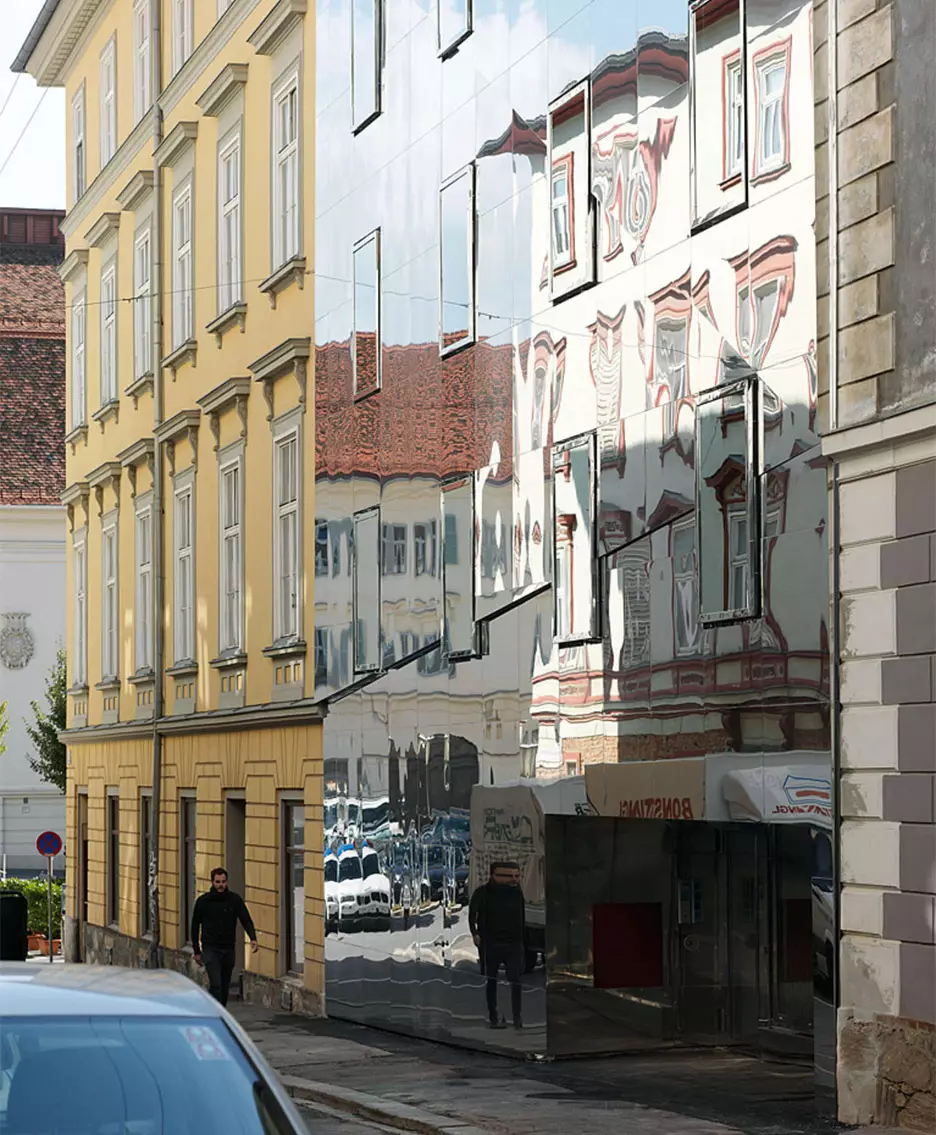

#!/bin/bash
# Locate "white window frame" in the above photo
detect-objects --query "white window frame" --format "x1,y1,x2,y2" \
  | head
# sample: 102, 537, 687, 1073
756, 55, 787, 174
73, 531, 88, 687
172, 0, 194, 76
71, 291, 87, 428
219, 449, 244, 654
438, 0, 473, 57
439, 162, 476, 356
100, 261, 117, 405
218, 130, 242, 312
134, 226, 152, 380
546, 77, 594, 300
173, 474, 196, 664
173, 181, 194, 348
273, 419, 302, 642
133, 0, 152, 126
727, 507, 749, 612
550, 159, 572, 269
135, 495, 154, 673
102, 516, 119, 680
351, 0, 383, 132
99, 38, 117, 168
272, 70, 301, 268
725, 55, 743, 179
71, 85, 86, 203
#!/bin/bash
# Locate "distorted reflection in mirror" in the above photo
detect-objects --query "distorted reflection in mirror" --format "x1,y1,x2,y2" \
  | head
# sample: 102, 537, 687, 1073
695, 378, 758, 624
351, 0, 383, 132
552, 433, 598, 643
441, 476, 476, 658
548, 78, 595, 302
353, 229, 381, 399
438, 0, 473, 58
353, 506, 381, 671
439, 163, 476, 356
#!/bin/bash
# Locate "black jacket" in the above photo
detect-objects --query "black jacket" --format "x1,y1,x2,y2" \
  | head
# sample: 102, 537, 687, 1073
468, 881, 525, 945
191, 889, 256, 952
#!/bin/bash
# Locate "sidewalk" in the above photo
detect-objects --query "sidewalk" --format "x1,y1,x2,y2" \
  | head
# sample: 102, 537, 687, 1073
230, 1003, 890, 1135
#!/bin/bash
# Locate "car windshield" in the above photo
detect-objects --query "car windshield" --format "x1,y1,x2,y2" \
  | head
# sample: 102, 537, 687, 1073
338, 855, 362, 882
0, 1015, 299, 1135
324, 858, 338, 883
361, 855, 381, 879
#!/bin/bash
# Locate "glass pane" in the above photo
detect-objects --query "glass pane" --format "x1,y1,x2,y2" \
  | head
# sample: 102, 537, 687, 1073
692, 0, 744, 225
439, 0, 469, 51
353, 234, 379, 397
442, 478, 474, 655
353, 508, 380, 670
553, 436, 596, 641
352, 0, 379, 128
440, 169, 473, 349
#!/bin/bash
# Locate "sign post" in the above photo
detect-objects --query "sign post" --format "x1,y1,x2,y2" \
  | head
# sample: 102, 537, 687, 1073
36, 831, 63, 964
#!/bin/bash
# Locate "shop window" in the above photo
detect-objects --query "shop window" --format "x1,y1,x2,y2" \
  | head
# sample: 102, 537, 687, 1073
552, 432, 598, 643
439, 163, 476, 356
441, 476, 475, 658
438, 0, 472, 57
547, 78, 594, 302
353, 229, 381, 399
352, 0, 383, 132
696, 378, 758, 623
691, 0, 745, 227
353, 506, 381, 671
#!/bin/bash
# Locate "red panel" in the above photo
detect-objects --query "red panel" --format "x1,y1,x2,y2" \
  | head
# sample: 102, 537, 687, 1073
593, 902, 664, 989
782, 898, 813, 983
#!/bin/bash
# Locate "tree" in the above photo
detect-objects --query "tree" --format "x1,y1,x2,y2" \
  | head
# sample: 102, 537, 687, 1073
0, 699, 8, 758
24, 648, 67, 793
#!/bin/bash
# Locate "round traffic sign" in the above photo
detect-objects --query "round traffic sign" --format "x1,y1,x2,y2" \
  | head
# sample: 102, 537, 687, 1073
36, 831, 63, 858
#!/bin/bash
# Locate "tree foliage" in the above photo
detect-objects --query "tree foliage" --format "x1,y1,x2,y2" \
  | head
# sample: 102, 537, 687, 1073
0, 700, 8, 757
24, 648, 67, 793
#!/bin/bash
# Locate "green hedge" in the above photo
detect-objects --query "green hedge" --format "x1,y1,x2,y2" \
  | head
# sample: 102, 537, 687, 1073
0, 877, 63, 938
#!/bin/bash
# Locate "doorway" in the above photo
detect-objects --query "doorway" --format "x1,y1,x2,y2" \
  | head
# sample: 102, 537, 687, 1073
225, 796, 247, 993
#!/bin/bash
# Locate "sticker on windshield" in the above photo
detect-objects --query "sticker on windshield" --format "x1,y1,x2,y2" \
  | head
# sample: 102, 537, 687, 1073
180, 1026, 232, 1061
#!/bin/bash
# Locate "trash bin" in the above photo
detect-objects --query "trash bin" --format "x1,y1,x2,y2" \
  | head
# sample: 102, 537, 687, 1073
0, 890, 29, 961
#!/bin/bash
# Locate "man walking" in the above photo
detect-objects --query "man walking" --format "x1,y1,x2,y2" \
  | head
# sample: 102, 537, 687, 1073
192, 867, 259, 1006
468, 860, 526, 1029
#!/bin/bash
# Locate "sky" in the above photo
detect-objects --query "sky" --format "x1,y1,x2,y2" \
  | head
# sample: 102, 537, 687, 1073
0, 1, 66, 210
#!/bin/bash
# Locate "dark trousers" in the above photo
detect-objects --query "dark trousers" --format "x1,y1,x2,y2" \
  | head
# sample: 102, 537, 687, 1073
484, 941, 523, 1023
202, 946, 236, 1007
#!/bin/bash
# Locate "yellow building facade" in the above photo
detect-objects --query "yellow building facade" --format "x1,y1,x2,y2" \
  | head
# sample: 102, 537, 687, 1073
17, 0, 323, 1009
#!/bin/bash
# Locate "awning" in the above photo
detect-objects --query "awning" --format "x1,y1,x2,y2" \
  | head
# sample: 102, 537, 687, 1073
721, 765, 832, 829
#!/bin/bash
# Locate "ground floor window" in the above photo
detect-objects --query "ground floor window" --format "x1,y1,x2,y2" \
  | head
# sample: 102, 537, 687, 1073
107, 794, 120, 926
180, 797, 197, 943
283, 802, 304, 973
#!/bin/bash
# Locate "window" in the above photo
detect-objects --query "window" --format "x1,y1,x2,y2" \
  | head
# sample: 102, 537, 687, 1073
174, 481, 195, 663
314, 627, 328, 685
553, 433, 598, 643
273, 75, 300, 267
100, 39, 117, 168
672, 520, 700, 656
315, 520, 329, 576
100, 263, 117, 404
140, 794, 153, 935
107, 794, 120, 925
414, 521, 437, 577
691, 0, 744, 225
173, 184, 194, 347
351, 0, 382, 131
135, 499, 153, 672
73, 533, 87, 687
695, 378, 757, 623
180, 797, 197, 942
381, 523, 407, 576
283, 803, 305, 973
442, 477, 474, 657
353, 506, 380, 672
102, 520, 119, 678
547, 80, 593, 300
133, 0, 152, 125
353, 229, 380, 398
654, 318, 689, 406
439, 164, 475, 355
754, 48, 790, 177
220, 459, 243, 652
218, 134, 242, 311
173, 0, 193, 75
738, 277, 781, 369
274, 432, 300, 640
71, 293, 86, 427
438, 0, 472, 56
134, 228, 152, 379
71, 86, 86, 203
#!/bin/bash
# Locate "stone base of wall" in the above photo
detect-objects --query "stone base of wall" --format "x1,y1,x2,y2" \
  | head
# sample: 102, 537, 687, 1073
840, 1011, 936, 1131
242, 969, 323, 1016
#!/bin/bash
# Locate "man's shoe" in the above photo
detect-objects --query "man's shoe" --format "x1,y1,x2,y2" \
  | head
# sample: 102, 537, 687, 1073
513, 1019, 523, 1030
488, 1016, 507, 1029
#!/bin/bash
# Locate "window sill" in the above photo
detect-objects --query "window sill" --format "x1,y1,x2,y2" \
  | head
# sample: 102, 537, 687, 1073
209, 651, 247, 671
751, 161, 791, 187
67, 684, 90, 698
259, 256, 306, 309
125, 372, 154, 407
127, 668, 155, 686
65, 424, 89, 454
719, 172, 743, 191
206, 302, 247, 347
163, 339, 198, 378
166, 660, 198, 678
95, 677, 121, 692
92, 399, 120, 431
262, 638, 307, 660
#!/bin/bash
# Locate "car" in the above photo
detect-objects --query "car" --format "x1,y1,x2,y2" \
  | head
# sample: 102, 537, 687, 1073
324, 849, 339, 932
336, 843, 364, 931
360, 845, 392, 929
0, 962, 312, 1134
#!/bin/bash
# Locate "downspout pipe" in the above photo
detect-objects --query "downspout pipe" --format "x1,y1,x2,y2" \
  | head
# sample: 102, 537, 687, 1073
147, 0, 165, 969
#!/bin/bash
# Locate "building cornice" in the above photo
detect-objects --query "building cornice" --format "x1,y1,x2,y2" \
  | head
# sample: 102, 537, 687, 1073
59, 248, 88, 284
13, 0, 105, 86
61, 114, 151, 239
822, 403, 936, 469
249, 337, 310, 419
248, 0, 307, 56
84, 211, 120, 248
196, 63, 249, 117
116, 169, 155, 212
197, 377, 251, 449
156, 409, 201, 474
155, 122, 199, 169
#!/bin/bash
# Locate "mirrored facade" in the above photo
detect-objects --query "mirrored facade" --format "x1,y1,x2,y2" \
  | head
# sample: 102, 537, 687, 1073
315, 0, 829, 1089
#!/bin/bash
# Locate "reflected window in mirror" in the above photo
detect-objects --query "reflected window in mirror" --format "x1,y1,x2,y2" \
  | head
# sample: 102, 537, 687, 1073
381, 522, 407, 576
438, 0, 472, 59
671, 518, 701, 657
442, 477, 475, 658
552, 433, 598, 644
548, 79, 595, 302
314, 627, 328, 686
353, 230, 381, 399
353, 506, 381, 671
752, 39, 791, 182
414, 520, 438, 576
351, 0, 383, 132
691, 0, 746, 227
695, 379, 758, 623
439, 163, 476, 356
315, 519, 329, 576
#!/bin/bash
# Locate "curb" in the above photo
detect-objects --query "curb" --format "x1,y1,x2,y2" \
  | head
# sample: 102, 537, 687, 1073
280, 1074, 490, 1134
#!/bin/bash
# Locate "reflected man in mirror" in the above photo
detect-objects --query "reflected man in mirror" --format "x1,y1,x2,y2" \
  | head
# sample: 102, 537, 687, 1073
469, 861, 525, 1029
